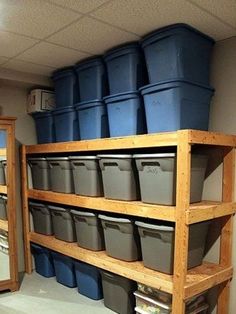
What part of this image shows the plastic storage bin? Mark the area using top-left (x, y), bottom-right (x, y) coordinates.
top-left (74, 261), bottom-right (103, 300)
top-left (52, 106), bottom-right (79, 142)
top-left (31, 244), bottom-right (55, 278)
top-left (75, 57), bottom-right (107, 102)
top-left (0, 161), bottom-right (6, 185)
top-left (140, 80), bottom-right (214, 132)
top-left (134, 153), bottom-right (208, 205)
top-left (71, 210), bottom-right (104, 251)
top-left (27, 158), bottom-right (50, 191)
top-left (141, 23), bottom-right (214, 85)
top-left (51, 251), bottom-right (76, 287)
top-left (0, 131), bottom-right (6, 148)
top-left (52, 67), bottom-right (78, 108)
top-left (29, 201), bottom-right (53, 235)
top-left (49, 205), bottom-right (76, 242)
top-left (101, 270), bottom-right (137, 314)
top-left (98, 154), bottom-right (140, 201)
top-left (104, 91), bottom-right (146, 137)
top-left (47, 157), bottom-right (74, 193)
top-left (0, 196), bottom-right (7, 220)
top-left (99, 215), bottom-right (141, 261)
top-left (135, 220), bottom-right (210, 274)
top-left (32, 112), bottom-right (55, 144)
top-left (104, 43), bottom-right (146, 94)
top-left (2, 160), bottom-right (7, 184)
top-left (75, 100), bottom-right (109, 140)
top-left (69, 156), bottom-right (103, 197)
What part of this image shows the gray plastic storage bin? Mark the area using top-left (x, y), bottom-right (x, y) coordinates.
top-left (71, 210), bottom-right (105, 251)
top-left (69, 156), bottom-right (103, 197)
top-left (0, 160), bottom-right (6, 185)
top-left (136, 220), bottom-right (210, 274)
top-left (28, 158), bottom-right (50, 191)
top-left (98, 155), bottom-right (139, 201)
top-left (47, 157), bottom-right (74, 194)
top-left (49, 205), bottom-right (76, 242)
top-left (2, 160), bottom-right (7, 184)
top-left (134, 153), bottom-right (207, 205)
top-left (99, 215), bottom-right (141, 262)
top-left (29, 201), bottom-right (53, 235)
top-left (101, 270), bottom-right (137, 314)
top-left (0, 195), bottom-right (7, 220)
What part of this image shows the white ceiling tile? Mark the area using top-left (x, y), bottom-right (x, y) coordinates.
top-left (47, 16), bottom-right (139, 54)
top-left (49, 0), bottom-right (109, 13)
top-left (91, 0), bottom-right (236, 40)
top-left (0, 0), bottom-right (80, 39)
top-left (0, 57), bottom-right (9, 65)
top-left (2, 59), bottom-right (55, 76)
top-left (0, 31), bottom-right (38, 58)
top-left (17, 42), bottom-right (89, 68)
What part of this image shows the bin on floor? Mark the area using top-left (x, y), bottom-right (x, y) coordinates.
top-left (99, 214), bottom-right (141, 261)
top-left (69, 156), bottom-right (103, 197)
top-left (74, 261), bottom-right (103, 300)
top-left (135, 220), bottom-right (210, 274)
top-left (47, 157), bottom-right (74, 193)
top-left (71, 210), bottom-right (105, 251)
top-left (104, 91), bottom-right (146, 137)
top-left (0, 195), bottom-right (7, 220)
top-left (0, 131), bottom-right (6, 148)
top-left (98, 154), bottom-right (140, 201)
top-left (75, 100), bottom-right (109, 140)
top-left (27, 158), bottom-right (50, 191)
top-left (141, 23), bottom-right (214, 85)
top-left (134, 153), bottom-right (208, 205)
top-left (51, 251), bottom-right (76, 288)
top-left (49, 205), bottom-right (76, 242)
top-left (32, 112), bottom-right (55, 144)
top-left (31, 244), bottom-right (55, 278)
top-left (29, 201), bottom-right (53, 235)
top-left (140, 80), bottom-right (214, 133)
top-left (101, 270), bottom-right (137, 314)
top-left (75, 57), bottom-right (107, 102)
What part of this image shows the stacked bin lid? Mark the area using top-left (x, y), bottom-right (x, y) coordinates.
top-left (29, 201), bottom-right (53, 235)
top-left (27, 158), bottom-right (50, 191)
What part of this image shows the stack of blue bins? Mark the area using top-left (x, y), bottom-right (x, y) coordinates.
top-left (104, 43), bottom-right (147, 137)
top-left (74, 57), bottom-right (109, 140)
top-left (140, 23), bottom-right (215, 132)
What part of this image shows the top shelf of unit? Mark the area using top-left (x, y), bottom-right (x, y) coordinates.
top-left (25, 130), bottom-right (236, 155)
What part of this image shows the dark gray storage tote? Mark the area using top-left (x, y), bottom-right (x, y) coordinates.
top-left (2, 160), bottom-right (7, 184)
top-left (27, 158), bottom-right (50, 191)
top-left (69, 156), bottom-right (103, 197)
top-left (47, 157), bottom-right (74, 194)
top-left (71, 210), bottom-right (104, 251)
top-left (49, 205), bottom-right (76, 242)
top-left (101, 270), bottom-right (137, 314)
top-left (29, 201), bottom-right (53, 235)
top-left (98, 154), bottom-right (139, 201)
top-left (134, 153), bottom-right (207, 205)
top-left (0, 195), bottom-right (7, 220)
top-left (0, 160), bottom-right (6, 185)
top-left (136, 220), bottom-right (210, 274)
top-left (99, 214), bottom-right (141, 262)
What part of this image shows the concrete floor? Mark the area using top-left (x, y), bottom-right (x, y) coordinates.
top-left (0, 272), bottom-right (113, 314)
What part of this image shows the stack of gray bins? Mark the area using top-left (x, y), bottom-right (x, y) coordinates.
top-left (29, 201), bottom-right (53, 235)
top-left (27, 158), bottom-right (50, 190)
top-left (0, 195), bottom-right (7, 220)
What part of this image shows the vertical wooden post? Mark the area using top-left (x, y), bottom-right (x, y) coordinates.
top-left (172, 131), bottom-right (191, 314)
top-left (217, 148), bottom-right (235, 314)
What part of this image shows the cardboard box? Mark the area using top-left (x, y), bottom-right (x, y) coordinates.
top-left (27, 89), bottom-right (55, 113)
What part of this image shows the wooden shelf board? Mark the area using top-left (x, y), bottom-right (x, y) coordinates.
top-left (188, 130), bottom-right (236, 147)
top-left (0, 185), bottom-right (7, 194)
top-left (0, 219), bottom-right (8, 231)
top-left (0, 148), bottom-right (6, 156)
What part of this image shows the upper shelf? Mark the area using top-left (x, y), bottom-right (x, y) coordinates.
top-left (24, 130), bottom-right (236, 154)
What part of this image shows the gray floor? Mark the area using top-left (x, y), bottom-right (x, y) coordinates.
top-left (0, 272), bottom-right (113, 314)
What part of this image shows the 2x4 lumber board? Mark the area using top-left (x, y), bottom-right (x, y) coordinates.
top-left (188, 130), bottom-right (236, 147)
top-left (29, 232), bottom-right (173, 293)
top-left (0, 219), bottom-right (8, 231)
top-left (0, 185), bottom-right (7, 194)
top-left (0, 148), bottom-right (6, 156)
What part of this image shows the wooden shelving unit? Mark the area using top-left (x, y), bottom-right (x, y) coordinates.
top-left (0, 148), bottom-right (7, 156)
top-left (0, 185), bottom-right (7, 194)
top-left (0, 219), bottom-right (8, 232)
top-left (21, 130), bottom-right (236, 314)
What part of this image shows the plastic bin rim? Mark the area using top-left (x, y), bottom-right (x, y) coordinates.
top-left (52, 106), bottom-right (75, 114)
top-left (134, 291), bottom-right (171, 310)
top-left (75, 100), bottom-right (104, 110)
top-left (133, 153), bottom-right (176, 159)
top-left (46, 157), bottom-right (70, 161)
top-left (47, 205), bottom-right (70, 212)
top-left (28, 157), bottom-right (47, 161)
top-left (69, 156), bottom-right (98, 160)
top-left (103, 91), bottom-right (140, 103)
top-left (135, 221), bottom-right (174, 231)
top-left (97, 154), bottom-right (133, 159)
top-left (0, 195), bottom-right (7, 200)
top-left (104, 42), bottom-right (141, 61)
top-left (75, 56), bottom-right (104, 70)
top-left (29, 201), bottom-right (46, 207)
top-left (99, 214), bottom-right (132, 223)
top-left (31, 111), bottom-right (52, 118)
top-left (70, 210), bottom-right (96, 217)
top-left (31, 243), bottom-right (49, 252)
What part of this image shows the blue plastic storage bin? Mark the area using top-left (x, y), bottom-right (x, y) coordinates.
top-left (0, 131), bottom-right (6, 148)
top-left (140, 80), bottom-right (214, 133)
top-left (52, 67), bottom-right (79, 108)
top-left (74, 261), bottom-right (103, 300)
top-left (75, 57), bottom-right (107, 102)
top-left (31, 244), bottom-right (55, 278)
top-left (32, 112), bottom-right (55, 144)
top-left (52, 106), bottom-right (79, 142)
top-left (104, 91), bottom-right (146, 137)
top-left (51, 252), bottom-right (76, 288)
top-left (141, 23), bottom-right (215, 85)
top-left (104, 43), bottom-right (147, 94)
top-left (75, 100), bottom-right (109, 140)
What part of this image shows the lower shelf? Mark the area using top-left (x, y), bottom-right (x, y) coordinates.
top-left (0, 219), bottom-right (8, 231)
top-left (29, 232), bottom-right (233, 299)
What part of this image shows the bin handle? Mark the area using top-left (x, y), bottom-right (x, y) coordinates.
top-left (49, 162), bottom-right (60, 167)
top-left (140, 229), bottom-right (162, 240)
top-left (103, 162), bottom-right (118, 167)
top-left (51, 211), bottom-right (61, 217)
top-left (72, 162), bottom-right (85, 167)
top-left (74, 216), bottom-right (87, 223)
top-left (104, 222), bottom-right (120, 230)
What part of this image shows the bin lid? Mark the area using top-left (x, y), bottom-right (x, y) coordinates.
top-left (103, 91), bottom-right (140, 104)
top-left (75, 100), bottom-right (104, 110)
top-left (1, 195), bottom-right (7, 200)
top-left (104, 42), bottom-right (141, 62)
top-left (134, 291), bottom-right (171, 310)
top-left (133, 153), bottom-right (176, 159)
top-left (27, 157), bottom-right (47, 161)
top-left (135, 221), bottom-right (174, 231)
top-left (52, 66), bottom-right (74, 80)
top-left (99, 214), bottom-right (132, 223)
top-left (69, 156), bottom-right (98, 160)
top-left (31, 111), bottom-right (52, 119)
top-left (29, 201), bottom-right (46, 207)
top-left (47, 205), bottom-right (68, 212)
top-left (46, 157), bottom-right (70, 161)
top-left (97, 154), bottom-right (133, 159)
top-left (75, 56), bottom-right (104, 71)
top-left (70, 210), bottom-right (96, 217)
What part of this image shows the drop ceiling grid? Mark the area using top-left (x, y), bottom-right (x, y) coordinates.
top-left (0, 0), bottom-right (235, 77)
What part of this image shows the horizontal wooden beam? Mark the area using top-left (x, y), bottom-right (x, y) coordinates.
top-left (0, 185), bottom-right (7, 194)
top-left (0, 219), bottom-right (8, 231)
